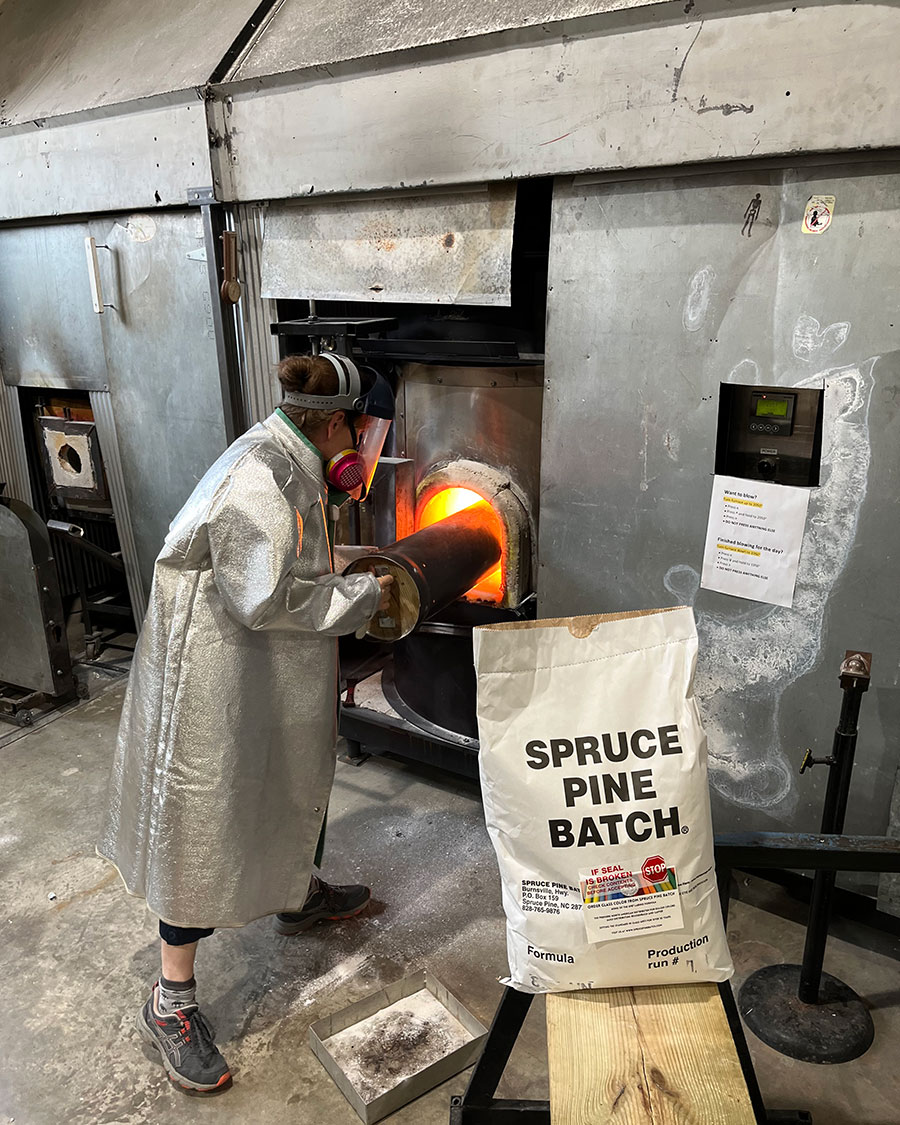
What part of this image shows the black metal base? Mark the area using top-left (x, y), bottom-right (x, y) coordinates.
top-left (450, 984), bottom-right (810, 1124)
top-left (0, 682), bottom-right (77, 727)
top-left (739, 965), bottom-right (875, 1064)
top-left (449, 988), bottom-right (550, 1124)
top-left (339, 702), bottom-right (480, 779)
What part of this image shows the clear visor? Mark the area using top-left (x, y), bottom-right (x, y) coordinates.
top-left (355, 416), bottom-right (392, 500)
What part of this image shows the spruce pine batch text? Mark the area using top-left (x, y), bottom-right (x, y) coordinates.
top-left (525, 726), bottom-right (685, 848)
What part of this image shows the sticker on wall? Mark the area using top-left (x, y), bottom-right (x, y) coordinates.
top-left (121, 215), bottom-right (157, 243)
top-left (802, 195), bottom-right (835, 234)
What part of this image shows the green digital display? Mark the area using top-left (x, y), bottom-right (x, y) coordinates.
top-left (755, 398), bottom-right (789, 418)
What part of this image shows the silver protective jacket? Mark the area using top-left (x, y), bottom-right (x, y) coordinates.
top-left (98, 410), bottom-right (381, 928)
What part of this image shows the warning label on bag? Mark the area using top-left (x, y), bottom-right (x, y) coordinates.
top-left (579, 857), bottom-right (684, 943)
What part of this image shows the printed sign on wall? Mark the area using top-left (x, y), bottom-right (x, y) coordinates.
top-left (701, 475), bottom-right (810, 607)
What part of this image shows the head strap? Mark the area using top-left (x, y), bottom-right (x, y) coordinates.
top-left (282, 353), bottom-right (367, 413)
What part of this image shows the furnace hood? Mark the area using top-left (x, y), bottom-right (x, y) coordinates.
top-left (0, 0), bottom-right (260, 128)
top-left (225, 0), bottom-right (670, 83)
top-left (0, 0), bottom-right (675, 130)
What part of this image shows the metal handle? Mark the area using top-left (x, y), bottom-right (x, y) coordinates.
top-left (47, 519), bottom-right (84, 537)
top-left (219, 230), bottom-right (242, 304)
top-left (799, 747), bottom-right (834, 774)
top-left (84, 236), bottom-right (104, 314)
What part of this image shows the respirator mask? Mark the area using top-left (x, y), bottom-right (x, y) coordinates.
top-left (283, 352), bottom-right (394, 500)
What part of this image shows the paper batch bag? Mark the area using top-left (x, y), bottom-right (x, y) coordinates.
top-left (474, 606), bottom-right (733, 993)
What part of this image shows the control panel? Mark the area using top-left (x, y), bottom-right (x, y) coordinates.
top-left (715, 382), bottom-right (823, 486)
top-left (748, 390), bottom-right (795, 436)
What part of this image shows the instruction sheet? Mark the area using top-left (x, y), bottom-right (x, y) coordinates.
top-left (700, 475), bottom-right (810, 608)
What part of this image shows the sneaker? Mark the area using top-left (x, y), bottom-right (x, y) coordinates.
top-left (273, 876), bottom-right (371, 936)
top-left (135, 987), bottom-right (233, 1095)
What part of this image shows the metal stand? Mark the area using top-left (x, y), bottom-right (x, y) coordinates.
top-left (738, 651), bottom-right (875, 1064)
top-left (449, 988), bottom-right (549, 1124)
top-left (0, 684), bottom-right (77, 727)
top-left (47, 520), bottom-right (134, 664)
top-left (715, 832), bottom-right (900, 1066)
top-left (450, 815), bottom-right (900, 1123)
top-left (449, 983), bottom-right (808, 1125)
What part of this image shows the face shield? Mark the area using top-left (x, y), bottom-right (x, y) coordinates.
top-left (353, 415), bottom-right (392, 499)
top-left (351, 364), bottom-right (394, 499)
top-left (284, 353), bottom-right (394, 501)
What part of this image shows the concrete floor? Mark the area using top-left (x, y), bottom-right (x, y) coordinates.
top-left (1, 681), bottom-right (899, 1125)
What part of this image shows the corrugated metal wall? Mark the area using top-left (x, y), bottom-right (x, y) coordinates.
top-left (234, 204), bottom-right (281, 428)
top-left (0, 381), bottom-right (31, 504)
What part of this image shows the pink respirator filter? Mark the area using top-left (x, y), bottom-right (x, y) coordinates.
top-left (325, 449), bottom-right (364, 492)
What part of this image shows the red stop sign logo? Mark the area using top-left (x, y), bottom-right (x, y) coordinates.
top-left (642, 856), bottom-right (668, 882)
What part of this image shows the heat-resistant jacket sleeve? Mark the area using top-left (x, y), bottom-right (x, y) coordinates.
top-left (205, 455), bottom-right (381, 634)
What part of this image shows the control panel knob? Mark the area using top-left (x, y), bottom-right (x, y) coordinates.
top-left (757, 457), bottom-right (777, 479)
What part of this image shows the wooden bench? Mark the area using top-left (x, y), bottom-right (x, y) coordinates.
top-left (547, 984), bottom-right (756, 1123)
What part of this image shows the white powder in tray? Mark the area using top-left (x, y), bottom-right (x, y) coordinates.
top-left (323, 988), bottom-right (475, 1104)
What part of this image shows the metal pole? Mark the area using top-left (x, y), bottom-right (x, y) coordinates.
top-left (797, 652), bottom-right (870, 1004)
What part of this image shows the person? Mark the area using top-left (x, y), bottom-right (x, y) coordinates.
top-left (97, 352), bottom-right (395, 1095)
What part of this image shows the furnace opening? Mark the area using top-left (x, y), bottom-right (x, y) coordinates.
top-left (58, 444), bottom-right (82, 475)
top-left (417, 487), bottom-right (504, 602)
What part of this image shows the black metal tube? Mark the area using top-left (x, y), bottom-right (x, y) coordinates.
top-left (388, 502), bottom-right (501, 615)
top-left (819, 688), bottom-right (864, 834)
top-left (71, 539), bottom-right (92, 641)
top-left (717, 982), bottom-right (769, 1125)
top-left (461, 987), bottom-right (535, 1107)
top-left (345, 500), bottom-right (502, 639)
top-left (798, 670), bottom-right (867, 1004)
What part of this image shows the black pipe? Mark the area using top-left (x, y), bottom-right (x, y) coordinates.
top-left (344, 501), bottom-right (501, 640)
top-left (797, 655), bottom-right (870, 1004)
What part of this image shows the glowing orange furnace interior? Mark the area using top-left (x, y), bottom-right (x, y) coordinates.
top-left (417, 487), bottom-right (504, 602)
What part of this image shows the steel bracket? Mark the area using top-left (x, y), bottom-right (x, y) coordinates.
top-left (186, 186), bottom-right (218, 205)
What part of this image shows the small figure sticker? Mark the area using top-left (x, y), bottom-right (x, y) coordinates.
top-left (802, 195), bottom-right (835, 234)
top-left (742, 193), bottom-right (761, 237)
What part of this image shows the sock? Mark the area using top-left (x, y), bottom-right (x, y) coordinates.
top-left (155, 975), bottom-right (197, 1016)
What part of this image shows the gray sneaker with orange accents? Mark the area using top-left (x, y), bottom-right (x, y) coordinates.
top-left (273, 876), bottom-right (371, 935)
top-left (135, 986), bottom-right (232, 1095)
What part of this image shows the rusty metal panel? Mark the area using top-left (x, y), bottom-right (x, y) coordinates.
top-left (0, 0), bottom-right (257, 127)
top-left (539, 164), bottom-right (900, 850)
top-left (260, 186), bottom-right (516, 305)
top-left (222, 6), bottom-right (900, 203)
top-left (229, 0), bottom-right (667, 81)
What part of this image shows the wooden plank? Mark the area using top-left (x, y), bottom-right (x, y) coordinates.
top-left (546, 984), bottom-right (756, 1124)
